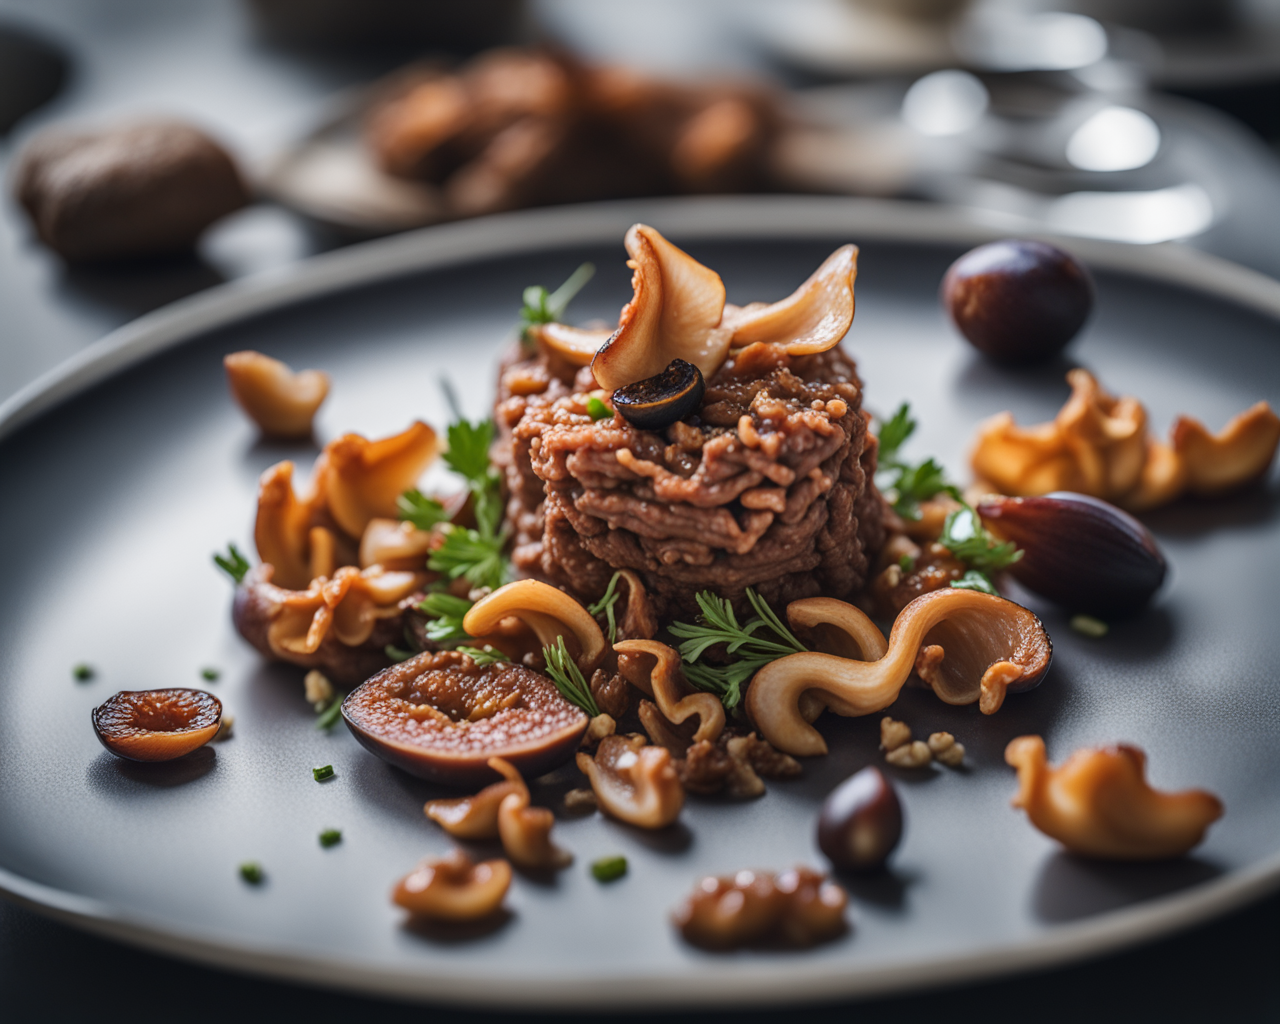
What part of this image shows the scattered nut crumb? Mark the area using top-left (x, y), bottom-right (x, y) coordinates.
top-left (880, 717), bottom-right (912, 751)
top-left (928, 731), bottom-right (965, 767)
top-left (214, 714), bottom-right (235, 742)
top-left (584, 713), bottom-right (617, 745)
top-left (885, 740), bottom-right (932, 768)
top-left (564, 788), bottom-right (598, 814)
top-left (304, 670), bottom-right (334, 708)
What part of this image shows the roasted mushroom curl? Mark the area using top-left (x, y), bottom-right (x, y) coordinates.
top-left (576, 734), bottom-right (684, 829)
top-left (614, 638), bottom-right (725, 744)
top-left (223, 350), bottom-right (330, 439)
top-left (462, 578), bottom-right (606, 672)
top-left (1005, 735), bottom-right (1223, 860)
top-left (746, 590), bottom-right (1052, 757)
top-left (425, 757), bottom-right (571, 869)
top-left (392, 849), bottom-right (512, 922)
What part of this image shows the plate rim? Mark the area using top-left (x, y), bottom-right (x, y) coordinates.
top-left (2, 194), bottom-right (1279, 1009)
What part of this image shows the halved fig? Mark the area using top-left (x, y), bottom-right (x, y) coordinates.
top-left (342, 649), bottom-right (588, 786)
top-left (612, 359), bottom-right (706, 431)
top-left (92, 688), bottom-right (222, 762)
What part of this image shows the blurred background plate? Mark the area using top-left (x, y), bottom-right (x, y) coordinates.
top-left (1, 197), bottom-right (1278, 1009)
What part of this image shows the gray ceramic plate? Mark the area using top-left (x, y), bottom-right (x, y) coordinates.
top-left (1, 197), bottom-right (1278, 1010)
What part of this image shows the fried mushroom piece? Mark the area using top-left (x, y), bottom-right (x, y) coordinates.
top-left (392, 849), bottom-right (512, 922)
top-left (575, 734), bottom-right (684, 829)
top-left (462, 578), bottom-right (606, 672)
top-left (746, 590), bottom-right (1052, 757)
top-left (1005, 735), bottom-right (1223, 860)
top-left (424, 757), bottom-right (571, 869)
top-left (343, 650), bottom-right (589, 786)
top-left (673, 867), bottom-right (848, 950)
top-left (615, 639), bottom-right (724, 744)
top-left (223, 351), bottom-right (329, 440)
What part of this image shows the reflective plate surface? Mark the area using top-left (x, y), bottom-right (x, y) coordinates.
top-left (1, 197), bottom-right (1278, 1008)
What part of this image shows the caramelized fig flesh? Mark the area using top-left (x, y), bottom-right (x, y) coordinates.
top-left (91, 688), bottom-right (222, 762)
top-left (978, 491), bottom-right (1166, 617)
top-left (612, 358), bottom-right (705, 431)
top-left (342, 650), bottom-right (588, 786)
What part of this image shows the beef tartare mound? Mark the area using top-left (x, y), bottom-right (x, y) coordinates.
top-left (494, 225), bottom-right (885, 620)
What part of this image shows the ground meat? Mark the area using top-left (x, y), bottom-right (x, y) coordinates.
top-left (495, 340), bottom-right (886, 620)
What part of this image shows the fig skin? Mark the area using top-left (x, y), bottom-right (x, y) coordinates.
top-left (91, 688), bottom-right (222, 762)
top-left (977, 491), bottom-right (1167, 617)
top-left (816, 765), bottom-right (903, 872)
top-left (942, 240), bottom-right (1093, 364)
top-left (612, 358), bottom-right (705, 432)
top-left (342, 650), bottom-right (589, 787)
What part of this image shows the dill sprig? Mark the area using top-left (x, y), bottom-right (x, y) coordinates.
top-left (587, 571), bottom-right (624, 644)
top-left (417, 591), bottom-right (473, 643)
top-left (214, 543), bottom-right (251, 584)
top-left (874, 403), bottom-right (961, 520)
top-left (541, 636), bottom-right (600, 717)
top-left (518, 262), bottom-right (595, 338)
top-left (456, 645), bottom-right (511, 666)
top-left (668, 588), bottom-right (806, 710)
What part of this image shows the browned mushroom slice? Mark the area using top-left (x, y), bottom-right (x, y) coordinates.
top-left (1005, 735), bottom-right (1223, 859)
top-left (358, 517), bottom-right (435, 571)
top-left (1171, 401), bottom-right (1280, 497)
top-left (527, 322), bottom-right (613, 367)
top-left (392, 849), bottom-right (512, 922)
top-left (254, 461), bottom-right (321, 591)
top-left (724, 244), bottom-right (858, 355)
top-left (92, 689), bottom-right (222, 762)
top-left (343, 650), bottom-right (588, 786)
top-left (746, 590), bottom-right (1052, 757)
top-left (575, 734), bottom-right (684, 829)
top-left (318, 421), bottom-right (440, 540)
top-left (614, 639), bottom-right (724, 743)
top-left (224, 351), bottom-right (330, 439)
top-left (463, 579), bottom-right (606, 672)
top-left (591, 223), bottom-right (732, 390)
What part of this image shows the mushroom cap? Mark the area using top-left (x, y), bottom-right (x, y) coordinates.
top-left (224, 350), bottom-right (329, 439)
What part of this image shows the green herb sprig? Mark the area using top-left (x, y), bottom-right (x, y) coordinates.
top-left (417, 591), bottom-right (474, 643)
top-left (668, 589), bottom-right (806, 710)
top-left (591, 855), bottom-right (628, 882)
top-left (542, 636), bottom-right (600, 717)
top-left (315, 697), bottom-right (344, 731)
top-left (214, 543), bottom-right (251, 584)
top-left (397, 489), bottom-right (450, 531)
top-left (518, 262), bottom-right (595, 338)
top-left (456, 645), bottom-right (511, 666)
top-left (874, 403), bottom-right (961, 520)
top-left (587, 571), bottom-right (624, 644)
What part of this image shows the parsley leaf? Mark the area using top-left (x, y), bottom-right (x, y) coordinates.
top-left (443, 418), bottom-right (495, 485)
top-left (417, 591), bottom-right (474, 643)
top-left (214, 543), bottom-right (251, 584)
top-left (874, 403), bottom-right (961, 520)
top-left (875, 403), bottom-right (915, 464)
top-left (668, 588), bottom-right (806, 710)
top-left (586, 395), bottom-right (612, 421)
top-left (428, 525), bottom-right (509, 592)
top-left (518, 263), bottom-right (595, 337)
top-left (587, 571), bottom-right (624, 644)
top-left (939, 505), bottom-right (1023, 573)
top-left (542, 636), bottom-right (600, 717)
top-left (397, 489), bottom-right (450, 531)
top-left (950, 569), bottom-right (999, 595)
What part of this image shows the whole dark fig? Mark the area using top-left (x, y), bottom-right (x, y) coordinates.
top-left (817, 765), bottom-right (903, 872)
top-left (977, 491), bottom-right (1166, 617)
top-left (942, 240), bottom-right (1093, 364)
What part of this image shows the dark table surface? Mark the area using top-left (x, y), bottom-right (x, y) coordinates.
top-left (1, 1), bottom-right (1278, 1020)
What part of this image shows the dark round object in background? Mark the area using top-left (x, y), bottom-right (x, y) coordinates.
top-left (612, 358), bottom-right (705, 431)
top-left (942, 239), bottom-right (1094, 364)
top-left (817, 765), bottom-right (903, 872)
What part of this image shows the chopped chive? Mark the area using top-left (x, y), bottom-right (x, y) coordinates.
top-left (586, 396), bottom-right (612, 421)
top-left (316, 696), bottom-right (344, 731)
top-left (201, 667), bottom-right (220, 681)
top-left (312, 764), bottom-right (335, 782)
top-left (214, 543), bottom-right (251, 584)
top-left (319, 828), bottom-right (342, 848)
top-left (73, 663), bottom-right (95, 682)
top-left (591, 855), bottom-right (627, 882)
top-left (239, 861), bottom-right (264, 884)
top-left (1070, 614), bottom-right (1109, 638)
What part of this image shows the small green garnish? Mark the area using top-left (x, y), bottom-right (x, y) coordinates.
top-left (898, 554), bottom-right (915, 573)
top-left (518, 262), bottom-right (596, 338)
top-left (586, 396), bottom-right (612, 421)
top-left (1070, 614), bottom-right (1109, 638)
top-left (456, 645), bottom-right (511, 666)
top-left (542, 636), bottom-right (600, 717)
top-left (587, 571), bottom-right (624, 644)
top-left (418, 591), bottom-right (474, 643)
top-left (239, 862), bottom-right (264, 884)
top-left (950, 569), bottom-right (999, 595)
top-left (397, 489), bottom-right (450, 531)
top-left (315, 697), bottom-right (344, 731)
top-left (319, 828), bottom-right (343, 848)
top-left (214, 543), bottom-right (251, 584)
top-left (73, 663), bottom-right (95, 682)
top-left (591, 855), bottom-right (628, 882)
top-left (430, 525), bottom-right (509, 592)
top-left (668, 588), bottom-right (806, 710)
top-left (385, 644), bottom-right (416, 663)
top-left (874, 403), bottom-right (961, 520)
top-left (201, 667), bottom-right (220, 682)
top-left (312, 764), bottom-right (335, 782)
top-left (940, 504), bottom-right (1023, 597)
